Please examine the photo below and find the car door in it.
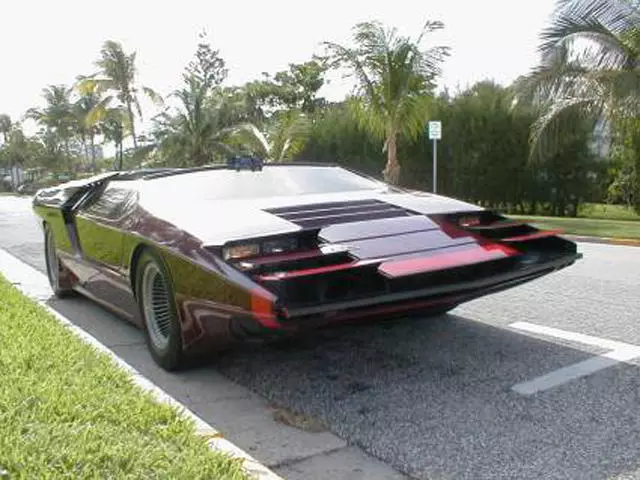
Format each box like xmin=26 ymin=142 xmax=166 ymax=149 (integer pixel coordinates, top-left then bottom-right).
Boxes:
xmin=72 ymin=182 xmax=140 ymax=320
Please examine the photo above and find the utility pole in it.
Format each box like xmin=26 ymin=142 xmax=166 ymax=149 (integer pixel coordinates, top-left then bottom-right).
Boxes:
xmin=428 ymin=121 xmax=442 ymax=193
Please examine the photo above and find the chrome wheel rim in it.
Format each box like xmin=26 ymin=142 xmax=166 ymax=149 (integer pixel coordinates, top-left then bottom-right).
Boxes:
xmin=141 ymin=262 xmax=172 ymax=351
xmin=45 ymin=228 xmax=59 ymax=289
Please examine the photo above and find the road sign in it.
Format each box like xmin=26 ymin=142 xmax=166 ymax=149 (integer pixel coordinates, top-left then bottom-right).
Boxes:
xmin=428 ymin=121 xmax=442 ymax=140
xmin=427 ymin=121 xmax=442 ymax=193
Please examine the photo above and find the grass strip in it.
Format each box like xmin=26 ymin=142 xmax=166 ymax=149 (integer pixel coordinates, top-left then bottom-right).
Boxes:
xmin=0 ymin=274 xmax=248 ymax=480
xmin=509 ymin=215 xmax=640 ymax=240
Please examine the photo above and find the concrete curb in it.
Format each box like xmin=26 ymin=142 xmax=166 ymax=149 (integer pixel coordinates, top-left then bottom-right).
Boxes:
xmin=0 ymin=248 xmax=283 ymax=480
xmin=563 ymin=234 xmax=640 ymax=247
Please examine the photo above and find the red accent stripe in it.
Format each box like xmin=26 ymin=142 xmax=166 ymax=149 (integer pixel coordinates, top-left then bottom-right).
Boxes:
xmin=468 ymin=220 xmax=525 ymax=230
xmin=501 ymin=230 xmax=562 ymax=242
xmin=255 ymin=259 xmax=380 ymax=281
xmin=250 ymin=290 xmax=280 ymax=328
xmin=378 ymin=245 xmax=517 ymax=278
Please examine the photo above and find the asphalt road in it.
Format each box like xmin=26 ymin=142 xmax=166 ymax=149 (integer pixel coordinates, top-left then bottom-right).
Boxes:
xmin=2 ymin=195 xmax=640 ymax=480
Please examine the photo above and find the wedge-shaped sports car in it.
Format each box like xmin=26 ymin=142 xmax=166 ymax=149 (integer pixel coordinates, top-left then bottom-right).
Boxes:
xmin=33 ymin=161 xmax=582 ymax=370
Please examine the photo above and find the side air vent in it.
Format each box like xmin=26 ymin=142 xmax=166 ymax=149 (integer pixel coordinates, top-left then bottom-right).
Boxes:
xmin=265 ymin=199 xmax=416 ymax=229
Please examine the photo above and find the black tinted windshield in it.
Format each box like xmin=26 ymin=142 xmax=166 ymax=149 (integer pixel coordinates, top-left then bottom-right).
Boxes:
xmin=140 ymin=166 xmax=383 ymax=200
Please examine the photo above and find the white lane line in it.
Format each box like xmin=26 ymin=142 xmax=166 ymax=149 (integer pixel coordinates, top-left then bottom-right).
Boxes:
xmin=510 ymin=322 xmax=640 ymax=395
xmin=510 ymin=321 xmax=633 ymax=351
xmin=0 ymin=248 xmax=282 ymax=480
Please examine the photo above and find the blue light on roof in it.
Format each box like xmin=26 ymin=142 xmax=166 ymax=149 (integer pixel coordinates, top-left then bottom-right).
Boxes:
xmin=227 ymin=156 xmax=264 ymax=171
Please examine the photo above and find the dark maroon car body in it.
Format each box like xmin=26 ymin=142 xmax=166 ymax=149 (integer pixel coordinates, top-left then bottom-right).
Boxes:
xmin=33 ymin=162 xmax=581 ymax=367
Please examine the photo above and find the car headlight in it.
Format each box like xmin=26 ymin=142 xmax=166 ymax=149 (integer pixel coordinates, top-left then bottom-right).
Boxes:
xmin=262 ymin=237 xmax=299 ymax=255
xmin=223 ymin=243 xmax=260 ymax=260
xmin=222 ymin=235 xmax=305 ymax=262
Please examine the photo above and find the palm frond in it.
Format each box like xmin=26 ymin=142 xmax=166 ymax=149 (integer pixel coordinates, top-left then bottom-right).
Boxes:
xmin=529 ymin=96 xmax=602 ymax=161
xmin=142 ymin=86 xmax=164 ymax=107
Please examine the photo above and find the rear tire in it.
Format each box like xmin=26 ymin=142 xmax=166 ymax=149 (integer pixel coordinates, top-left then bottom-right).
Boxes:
xmin=135 ymin=249 xmax=184 ymax=371
xmin=44 ymin=223 xmax=75 ymax=298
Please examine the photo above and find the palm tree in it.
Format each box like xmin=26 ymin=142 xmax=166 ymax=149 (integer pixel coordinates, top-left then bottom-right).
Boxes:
xmin=89 ymin=40 xmax=162 ymax=152
xmin=231 ymin=110 xmax=311 ymax=161
xmin=25 ymin=85 xmax=75 ymax=156
xmin=324 ymin=20 xmax=449 ymax=184
xmin=0 ymin=114 xmax=11 ymax=146
xmin=74 ymin=77 xmax=104 ymax=171
xmin=153 ymin=81 xmax=242 ymax=167
xmin=517 ymin=0 xmax=640 ymax=159
xmin=101 ymin=107 xmax=129 ymax=170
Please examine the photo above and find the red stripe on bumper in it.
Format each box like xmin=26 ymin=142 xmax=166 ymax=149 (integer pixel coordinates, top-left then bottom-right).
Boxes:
xmin=255 ymin=259 xmax=380 ymax=281
xmin=378 ymin=244 xmax=518 ymax=278
xmin=502 ymin=230 xmax=562 ymax=242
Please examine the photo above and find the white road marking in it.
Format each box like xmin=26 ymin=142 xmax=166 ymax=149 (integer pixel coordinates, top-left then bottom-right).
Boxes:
xmin=510 ymin=321 xmax=640 ymax=395
xmin=0 ymin=248 xmax=282 ymax=480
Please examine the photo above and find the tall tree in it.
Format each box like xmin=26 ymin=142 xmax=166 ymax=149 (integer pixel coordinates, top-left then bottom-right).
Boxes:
xmin=246 ymin=58 xmax=328 ymax=114
xmin=74 ymin=77 xmax=104 ymax=172
xmin=25 ymin=85 xmax=75 ymax=156
xmin=101 ymin=107 xmax=129 ymax=170
xmin=518 ymin=0 xmax=640 ymax=158
xmin=324 ymin=20 xmax=449 ymax=184
xmin=153 ymin=32 xmax=245 ymax=166
xmin=90 ymin=40 xmax=162 ymax=151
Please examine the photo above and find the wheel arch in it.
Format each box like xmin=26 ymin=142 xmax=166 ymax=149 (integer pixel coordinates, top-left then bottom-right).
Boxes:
xmin=129 ymin=242 xmax=178 ymax=301
xmin=129 ymin=243 xmax=150 ymax=300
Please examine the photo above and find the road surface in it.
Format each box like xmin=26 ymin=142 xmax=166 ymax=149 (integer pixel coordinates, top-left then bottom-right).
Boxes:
xmin=2 ymin=195 xmax=640 ymax=480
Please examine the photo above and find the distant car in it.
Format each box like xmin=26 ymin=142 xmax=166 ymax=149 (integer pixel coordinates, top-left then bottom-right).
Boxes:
xmin=32 ymin=160 xmax=582 ymax=370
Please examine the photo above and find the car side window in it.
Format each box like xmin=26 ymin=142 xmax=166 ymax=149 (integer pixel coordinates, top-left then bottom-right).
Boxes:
xmin=81 ymin=184 xmax=133 ymax=221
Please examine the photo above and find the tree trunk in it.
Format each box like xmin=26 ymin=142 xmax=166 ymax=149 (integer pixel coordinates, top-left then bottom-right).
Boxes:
xmin=89 ymin=133 xmax=96 ymax=172
xmin=82 ymin=136 xmax=90 ymax=171
xmin=127 ymin=102 xmax=138 ymax=151
xmin=382 ymin=132 xmax=400 ymax=185
xmin=119 ymin=140 xmax=124 ymax=170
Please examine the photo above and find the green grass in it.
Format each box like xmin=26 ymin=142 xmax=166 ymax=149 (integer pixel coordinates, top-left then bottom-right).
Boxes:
xmin=579 ymin=203 xmax=640 ymax=222
xmin=0 ymin=274 xmax=248 ymax=480
xmin=509 ymin=215 xmax=640 ymax=239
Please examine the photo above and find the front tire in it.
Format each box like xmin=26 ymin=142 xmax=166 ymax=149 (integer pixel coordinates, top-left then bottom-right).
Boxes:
xmin=44 ymin=223 xmax=75 ymax=298
xmin=135 ymin=249 xmax=184 ymax=371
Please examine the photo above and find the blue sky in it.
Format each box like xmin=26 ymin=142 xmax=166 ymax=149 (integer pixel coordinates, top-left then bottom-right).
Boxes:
xmin=1 ymin=0 xmax=557 ymax=134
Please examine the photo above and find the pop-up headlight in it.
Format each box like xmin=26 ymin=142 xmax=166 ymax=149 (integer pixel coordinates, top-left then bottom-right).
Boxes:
xmin=222 ymin=243 xmax=260 ymax=260
xmin=262 ymin=237 xmax=299 ymax=255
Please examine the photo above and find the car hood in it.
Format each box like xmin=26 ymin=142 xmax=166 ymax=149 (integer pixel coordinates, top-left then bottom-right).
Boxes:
xmin=138 ymin=188 xmax=483 ymax=246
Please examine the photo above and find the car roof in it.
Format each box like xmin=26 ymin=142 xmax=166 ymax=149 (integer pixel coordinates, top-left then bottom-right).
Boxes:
xmin=110 ymin=162 xmax=338 ymax=182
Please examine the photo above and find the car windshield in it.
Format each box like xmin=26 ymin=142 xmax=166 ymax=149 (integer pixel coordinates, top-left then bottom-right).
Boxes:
xmin=140 ymin=166 xmax=383 ymax=200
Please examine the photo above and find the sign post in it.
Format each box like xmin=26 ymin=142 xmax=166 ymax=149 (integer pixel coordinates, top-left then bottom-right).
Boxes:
xmin=428 ymin=121 xmax=442 ymax=193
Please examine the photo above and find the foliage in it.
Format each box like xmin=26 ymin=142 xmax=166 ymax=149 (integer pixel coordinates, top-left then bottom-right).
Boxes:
xmin=246 ymin=58 xmax=328 ymax=114
xmin=5 ymin=15 xmax=638 ymax=216
xmin=74 ymin=78 xmax=103 ymax=171
xmin=25 ymin=85 xmax=75 ymax=155
xmin=606 ymin=117 xmax=640 ymax=206
xmin=88 ymin=40 xmax=163 ymax=153
xmin=229 ymin=109 xmax=311 ymax=161
xmin=295 ymin=102 xmax=385 ymax=174
xmin=151 ymin=33 xmax=238 ymax=167
xmin=516 ymin=0 xmax=640 ymax=209
xmin=324 ymin=20 xmax=449 ymax=183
